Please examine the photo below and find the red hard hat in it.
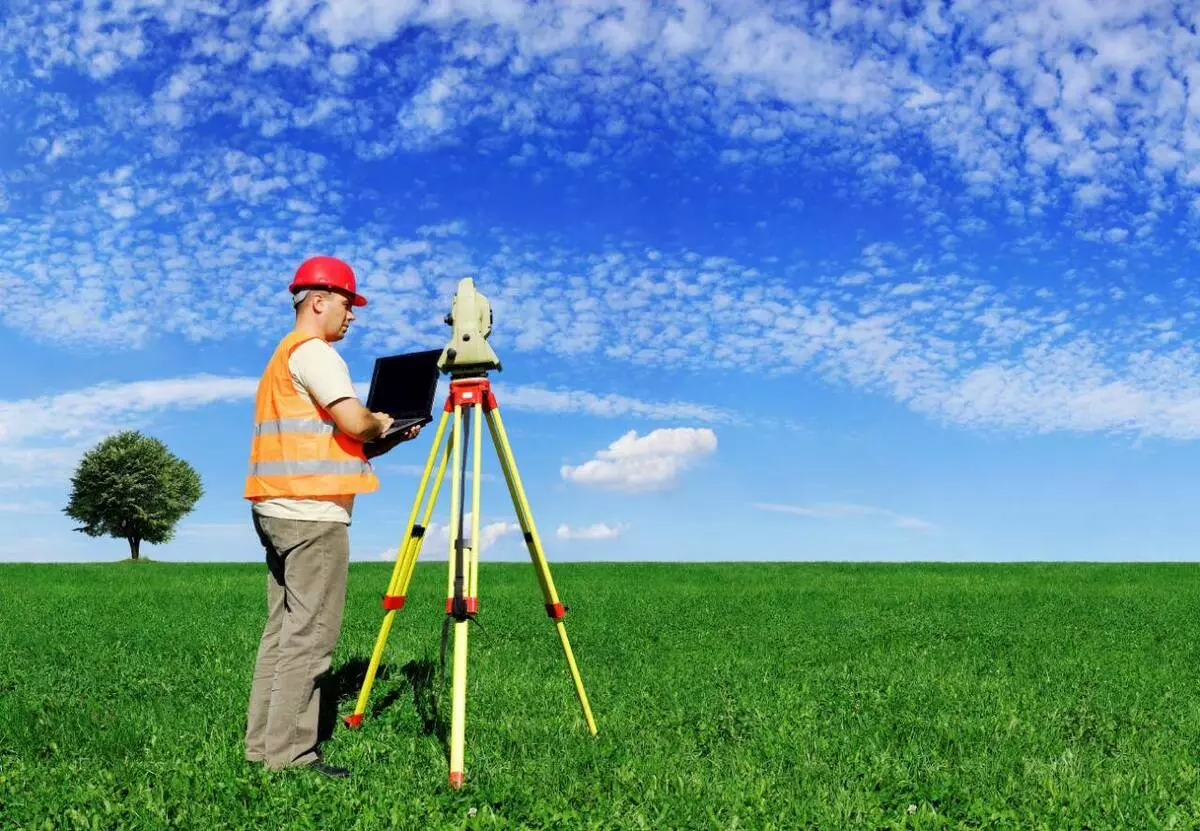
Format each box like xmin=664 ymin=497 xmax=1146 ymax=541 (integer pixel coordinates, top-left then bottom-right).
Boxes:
xmin=289 ymin=256 xmax=368 ymax=306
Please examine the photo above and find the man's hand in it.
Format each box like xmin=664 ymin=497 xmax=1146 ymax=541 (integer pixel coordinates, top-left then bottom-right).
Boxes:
xmin=363 ymin=421 xmax=423 ymax=459
xmin=326 ymin=398 xmax=395 ymax=441
xmin=372 ymin=412 xmax=395 ymax=437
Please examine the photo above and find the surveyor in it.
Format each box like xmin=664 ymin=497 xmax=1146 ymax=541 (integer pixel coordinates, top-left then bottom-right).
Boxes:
xmin=242 ymin=255 xmax=420 ymax=778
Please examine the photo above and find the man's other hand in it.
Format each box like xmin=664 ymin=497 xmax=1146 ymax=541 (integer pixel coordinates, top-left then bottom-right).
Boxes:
xmin=362 ymin=419 xmax=418 ymax=460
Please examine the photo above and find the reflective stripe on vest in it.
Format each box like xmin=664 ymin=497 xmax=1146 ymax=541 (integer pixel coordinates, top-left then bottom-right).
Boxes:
xmin=248 ymin=459 xmax=373 ymax=477
xmin=253 ymin=418 xmax=335 ymax=436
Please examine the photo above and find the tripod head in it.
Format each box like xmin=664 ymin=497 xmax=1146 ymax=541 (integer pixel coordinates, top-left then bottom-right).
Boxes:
xmin=438 ymin=277 xmax=502 ymax=378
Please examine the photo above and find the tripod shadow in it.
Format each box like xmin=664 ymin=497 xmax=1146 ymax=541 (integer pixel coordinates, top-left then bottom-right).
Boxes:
xmin=402 ymin=657 xmax=448 ymax=749
xmin=316 ymin=657 xmax=387 ymax=742
xmin=317 ymin=655 xmax=447 ymax=752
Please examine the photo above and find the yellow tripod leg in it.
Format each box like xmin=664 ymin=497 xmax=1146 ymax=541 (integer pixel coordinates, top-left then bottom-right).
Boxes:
xmin=445 ymin=400 xmax=471 ymax=788
xmin=395 ymin=416 xmax=455 ymax=600
xmin=450 ymin=401 xmax=484 ymax=790
xmin=442 ymin=395 xmax=487 ymax=789
xmin=469 ymin=401 xmax=483 ymax=606
xmin=345 ymin=409 xmax=452 ymax=729
xmin=445 ymin=403 xmax=464 ymax=603
xmin=485 ymin=406 xmax=598 ymax=736
xmin=386 ymin=409 xmax=452 ymax=601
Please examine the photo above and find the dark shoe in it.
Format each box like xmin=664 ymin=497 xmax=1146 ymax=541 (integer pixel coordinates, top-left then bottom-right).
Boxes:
xmin=309 ymin=762 xmax=350 ymax=779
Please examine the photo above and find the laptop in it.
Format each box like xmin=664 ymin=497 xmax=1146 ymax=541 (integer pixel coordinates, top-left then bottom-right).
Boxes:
xmin=364 ymin=348 xmax=442 ymax=441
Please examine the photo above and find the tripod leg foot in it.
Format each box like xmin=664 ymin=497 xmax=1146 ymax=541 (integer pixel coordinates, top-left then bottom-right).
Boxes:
xmin=345 ymin=609 xmax=399 ymax=728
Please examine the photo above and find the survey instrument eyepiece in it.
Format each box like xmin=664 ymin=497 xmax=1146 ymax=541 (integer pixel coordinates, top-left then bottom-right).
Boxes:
xmin=438 ymin=277 xmax=501 ymax=376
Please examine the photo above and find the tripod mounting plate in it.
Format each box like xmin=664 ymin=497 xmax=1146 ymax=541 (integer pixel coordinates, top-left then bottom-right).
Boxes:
xmin=444 ymin=376 xmax=498 ymax=412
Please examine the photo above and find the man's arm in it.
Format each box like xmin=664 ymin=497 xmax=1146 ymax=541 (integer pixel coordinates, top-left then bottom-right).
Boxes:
xmin=291 ymin=340 xmax=393 ymax=441
xmin=327 ymin=397 xmax=393 ymax=442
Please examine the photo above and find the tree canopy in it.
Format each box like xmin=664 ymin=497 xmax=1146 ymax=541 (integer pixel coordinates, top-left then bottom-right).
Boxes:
xmin=63 ymin=430 xmax=203 ymax=561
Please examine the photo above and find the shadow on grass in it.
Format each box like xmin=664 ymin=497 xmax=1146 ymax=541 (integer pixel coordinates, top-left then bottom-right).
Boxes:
xmin=402 ymin=657 xmax=445 ymax=745
xmin=319 ymin=655 xmax=447 ymax=751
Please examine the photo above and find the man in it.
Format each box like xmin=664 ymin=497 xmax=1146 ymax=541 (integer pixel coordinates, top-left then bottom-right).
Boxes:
xmin=243 ymin=255 xmax=420 ymax=778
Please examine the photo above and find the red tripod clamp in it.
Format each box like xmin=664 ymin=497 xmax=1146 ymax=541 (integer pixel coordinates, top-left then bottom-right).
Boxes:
xmin=446 ymin=597 xmax=479 ymax=616
xmin=445 ymin=378 xmax=498 ymax=411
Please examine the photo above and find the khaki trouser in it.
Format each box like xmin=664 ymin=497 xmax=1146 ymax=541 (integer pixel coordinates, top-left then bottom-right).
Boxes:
xmin=245 ymin=512 xmax=350 ymax=769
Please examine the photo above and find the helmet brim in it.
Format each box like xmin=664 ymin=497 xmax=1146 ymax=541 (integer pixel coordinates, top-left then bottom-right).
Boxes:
xmin=292 ymin=285 xmax=368 ymax=307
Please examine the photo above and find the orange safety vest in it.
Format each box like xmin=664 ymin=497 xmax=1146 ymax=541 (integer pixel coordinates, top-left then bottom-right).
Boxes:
xmin=244 ymin=331 xmax=380 ymax=500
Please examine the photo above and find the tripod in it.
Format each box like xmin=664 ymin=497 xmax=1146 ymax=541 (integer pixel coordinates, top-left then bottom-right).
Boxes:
xmin=343 ymin=375 xmax=598 ymax=789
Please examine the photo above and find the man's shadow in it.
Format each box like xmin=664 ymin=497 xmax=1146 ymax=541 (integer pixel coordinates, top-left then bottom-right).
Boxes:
xmin=317 ymin=656 xmax=447 ymax=749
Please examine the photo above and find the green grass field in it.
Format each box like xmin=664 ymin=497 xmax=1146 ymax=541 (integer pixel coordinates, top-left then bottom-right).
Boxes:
xmin=3 ymin=560 xmax=1200 ymax=829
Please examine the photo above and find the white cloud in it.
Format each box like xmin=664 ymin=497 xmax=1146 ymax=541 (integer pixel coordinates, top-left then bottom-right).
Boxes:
xmin=10 ymin=0 xmax=1200 ymax=220
xmin=0 ymin=501 xmax=55 ymax=514
xmin=561 ymin=427 xmax=717 ymax=491
xmin=753 ymin=502 xmax=938 ymax=533
xmin=0 ymin=371 xmax=734 ymax=490
xmin=0 ymin=375 xmax=258 ymax=446
xmin=377 ymin=461 xmax=496 ymax=483
xmin=0 ymin=374 xmax=257 ymax=486
xmin=490 ymin=384 xmax=741 ymax=425
xmin=10 ymin=170 xmax=1200 ymax=442
xmin=417 ymin=219 xmax=466 ymax=237
xmin=374 ymin=512 xmax=520 ymax=560
xmin=358 ymin=377 xmax=734 ymax=426
xmin=0 ymin=445 xmax=91 ymax=479
xmin=556 ymin=522 xmax=623 ymax=541
xmin=475 ymin=519 xmax=523 ymax=551
xmin=10 ymin=3 xmax=1200 ymax=448
xmin=329 ymin=51 xmax=358 ymax=76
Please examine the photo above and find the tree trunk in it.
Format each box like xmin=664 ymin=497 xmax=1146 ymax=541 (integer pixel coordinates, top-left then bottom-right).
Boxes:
xmin=128 ymin=537 xmax=141 ymax=561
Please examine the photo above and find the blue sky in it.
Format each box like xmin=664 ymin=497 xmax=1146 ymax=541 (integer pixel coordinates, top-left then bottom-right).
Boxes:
xmin=5 ymin=0 xmax=1200 ymax=564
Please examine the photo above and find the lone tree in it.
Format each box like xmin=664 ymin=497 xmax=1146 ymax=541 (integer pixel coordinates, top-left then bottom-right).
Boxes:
xmin=64 ymin=430 xmax=203 ymax=561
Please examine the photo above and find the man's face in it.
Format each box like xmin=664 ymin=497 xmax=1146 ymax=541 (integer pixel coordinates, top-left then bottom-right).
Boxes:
xmin=315 ymin=290 xmax=355 ymax=341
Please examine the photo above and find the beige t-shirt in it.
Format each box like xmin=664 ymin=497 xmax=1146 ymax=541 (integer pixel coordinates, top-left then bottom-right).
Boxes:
xmin=252 ymin=339 xmax=360 ymax=525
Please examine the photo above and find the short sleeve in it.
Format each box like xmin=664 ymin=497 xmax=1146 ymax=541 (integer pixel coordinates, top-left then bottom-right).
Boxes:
xmin=289 ymin=340 xmax=358 ymax=409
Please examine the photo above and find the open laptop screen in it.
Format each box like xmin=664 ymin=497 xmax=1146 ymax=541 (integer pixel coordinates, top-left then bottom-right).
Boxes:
xmin=366 ymin=348 xmax=442 ymax=420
